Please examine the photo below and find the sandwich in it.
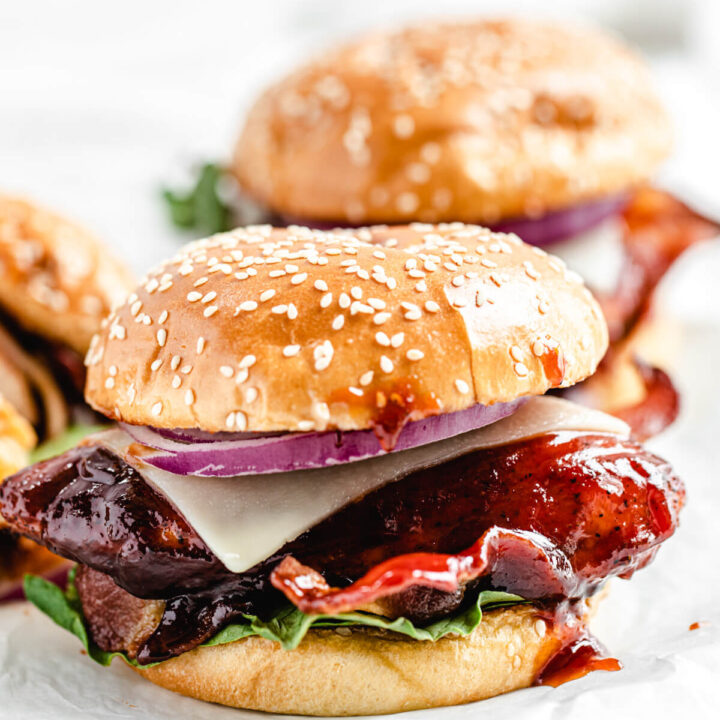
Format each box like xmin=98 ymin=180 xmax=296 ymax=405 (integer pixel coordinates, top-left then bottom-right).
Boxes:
xmin=0 ymin=194 xmax=133 ymax=594
xmin=232 ymin=19 xmax=718 ymax=423
xmin=0 ymin=224 xmax=683 ymax=714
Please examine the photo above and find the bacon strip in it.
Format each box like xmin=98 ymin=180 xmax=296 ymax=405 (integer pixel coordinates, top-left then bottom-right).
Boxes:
xmin=271 ymin=527 xmax=623 ymax=616
xmin=612 ymin=362 xmax=680 ymax=441
xmin=600 ymin=187 xmax=719 ymax=344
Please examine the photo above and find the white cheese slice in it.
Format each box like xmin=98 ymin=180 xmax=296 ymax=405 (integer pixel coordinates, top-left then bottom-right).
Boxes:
xmin=96 ymin=397 xmax=628 ymax=574
xmin=545 ymin=216 xmax=625 ymax=294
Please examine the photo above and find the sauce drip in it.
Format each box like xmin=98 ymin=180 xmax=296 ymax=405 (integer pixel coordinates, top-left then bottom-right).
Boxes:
xmin=539 ymin=345 xmax=566 ymax=387
xmin=534 ymin=601 xmax=621 ymax=687
xmin=538 ymin=634 xmax=621 ymax=687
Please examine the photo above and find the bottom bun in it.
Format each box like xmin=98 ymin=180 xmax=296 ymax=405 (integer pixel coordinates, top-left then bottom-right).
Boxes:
xmin=135 ymin=605 xmax=562 ymax=716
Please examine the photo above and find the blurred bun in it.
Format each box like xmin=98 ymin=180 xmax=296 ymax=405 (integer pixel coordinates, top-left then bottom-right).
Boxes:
xmin=86 ymin=224 xmax=607 ymax=432
xmin=0 ymin=195 xmax=134 ymax=354
xmin=234 ymin=19 xmax=671 ymax=225
xmin=0 ymin=393 xmax=35 ymax=484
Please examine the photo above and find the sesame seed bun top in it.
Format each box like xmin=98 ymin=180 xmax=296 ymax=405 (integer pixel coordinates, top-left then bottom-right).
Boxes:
xmin=85 ymin=224 xmax=607 ymax=433
xmin=0 ymin=195 xmax=134 ymax=354
xmin=233 ymin=19 xmax=671 ymax=226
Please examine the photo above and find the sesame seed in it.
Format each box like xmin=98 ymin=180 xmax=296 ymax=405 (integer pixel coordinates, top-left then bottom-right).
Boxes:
xmin=532 ymin=340 xmax=546 ymax=357
xmin=375 ymin=331 xmax=390 ymax=347
xmin=320 ymin=292 xmax=333 ymax=308
xmin=510 ymin=345 xmax=523 ymax=362
xmin=425 ymin=300 xmax=440 ymax=313
xmin=152 ymin=402 xmax=163 ymax=417
xmin=415 ymin=280 xmax=428 ymax=292
xmin=245 ymin=387 xmax=258 ymax=404
xmin=240 ymin=355 xmax=256 ymax=368
xmin=171 ymin=375 xmax=181 ymax=389
xmin=159 ymin=310 xmax=168 ymax=324
xmin=451 ymin=275 xmax=465 ymax=287
xmin=348 ymin=386 xmax=363 ymax=397
xmin=181 ymin=364 xmax=192 ymax=374
xmin=315 ymin=402 xmax=330 ymax=422
xmin=193 ymin=277 xmax=209 ymax=286
xmin=314 ymin=279 xmax=328 ymax=291
xmin=151 ymin=359 xmax=162 ymax=371
xmin=239 ymin=301 xmax=258 ymax=312
xmin=407 ymin=349 xmax=424 ymax=361
xmin=157 ymin=328 xmax=167 ymax=347
xmin=226 ymin=412 xmax=236 ymax=428
xmin=481 ymin=258 xmax=498 ymax=269
xmin=360 ymin=370 xmax=374 ymax=386
xmin=236 ymin=368 xmax=249 ymax=384
xmin=380 ymin=355 xmax=394 ymax=373
xmin=220 ymin=366 xmax=234 ymax=378
xmin=339 ymin=293 xmax=351 ymax=309
xmin=455 ymin=379 xmax=470 ymax=395
xmin=514 ymin=362 xmax=529 ymax=377
xmin=201 ymin=291 xmax=217 ymax=304
xmin=196 ymin=337 xmax=206 ymax=354
xmin=287 ymin=303 xmax=298 ymax=319
xmin=367 ymin=298 xmax=385 ymax=310
xmin=203 ymin=305 xmax=218 ymax=317
xmin=260 ymin=289 xmax=276 ymax=302
xmin=391 ymin=332 xmax=404 ymax=348
xmin=269 ymin=269 xmax=286 ymax=278
xmin=332 ymin=314 xmax=345 ymax=330
xmin=291 ymin=272 xmax=308 ymax=285
xmin=283 ymin=345 xmax=300 ymax=357
xmin=272 ymin=304 xmax=288 ymax=314
xmin=373 ymin=312 xmax=391 ymax=325
xmin=184 ymin=389 xmax=195 ymax=406
xmin=108 ymin=365 xmax=118 ymax=377
xmin=393 ymin=114 xmax=415 ymax=139
xmin=235 ymin=411 xmax=248 ymax=431
xmin=404 ymin=309 xmax=422 ymax=321
xmin=187 ymin=291 xmax=202 ymax=302
xmin=104 ymin=377 xmax=115 ymax=389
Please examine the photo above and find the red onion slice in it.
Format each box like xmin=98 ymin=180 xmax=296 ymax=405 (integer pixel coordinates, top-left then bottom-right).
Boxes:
xmin=278 ymin=195 xmax=627 ymax=247
xmin=489 ymin=195 xmax=628 ymax=247
xmin=122 ymin=399 xmax=524 ymax=477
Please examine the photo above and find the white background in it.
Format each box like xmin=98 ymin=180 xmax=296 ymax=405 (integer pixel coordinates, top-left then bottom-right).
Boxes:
xmin=1 ymin=1 xmax=719 ymax=718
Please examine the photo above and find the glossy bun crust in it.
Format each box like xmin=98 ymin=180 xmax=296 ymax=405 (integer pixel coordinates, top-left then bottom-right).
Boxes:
xmin=85 ymin=224 xmax=607 ymax=432
xmin=0 ymin=195 xmax=134 ymax=354
xmin=233 ymin=19 xmax=671 ymax=225
xmin=136 ymin=605 xmax=559 ymax=716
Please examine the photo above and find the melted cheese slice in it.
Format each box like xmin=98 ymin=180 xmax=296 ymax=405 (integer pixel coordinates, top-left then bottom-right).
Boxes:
xmin=545 ymin=217 xmax=625 ymax=294
xmin=97 ymin=397 xmax=629 ymax=574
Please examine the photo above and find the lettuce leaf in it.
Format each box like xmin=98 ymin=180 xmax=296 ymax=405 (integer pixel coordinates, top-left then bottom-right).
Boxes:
xmin=162 ymin=163 xmax=233 ymax=236
xmin=30 ymin=425 xmax=108 ymax=464
xmin=24 ymin=570 xmax=524 ymax=668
